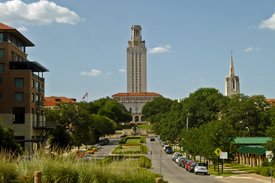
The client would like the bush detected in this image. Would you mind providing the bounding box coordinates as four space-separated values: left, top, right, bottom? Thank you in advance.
0 163 18 182
138 156 152 169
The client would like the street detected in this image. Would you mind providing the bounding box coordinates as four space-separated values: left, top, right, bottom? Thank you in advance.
146 138 272 183
146 138 222 183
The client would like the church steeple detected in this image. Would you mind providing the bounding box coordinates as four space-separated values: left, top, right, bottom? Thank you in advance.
230 52 235 76
225 52 240 97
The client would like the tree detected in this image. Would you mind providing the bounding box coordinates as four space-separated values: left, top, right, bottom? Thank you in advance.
142 96 174 123
0 123 22 154
221 94 271 136
265 106 275 153
181 88 227 128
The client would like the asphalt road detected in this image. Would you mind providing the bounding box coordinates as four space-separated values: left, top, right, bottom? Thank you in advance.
147 138 222 183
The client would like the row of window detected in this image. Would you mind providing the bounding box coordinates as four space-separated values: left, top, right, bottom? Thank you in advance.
0 33 24 52
13 107 45 124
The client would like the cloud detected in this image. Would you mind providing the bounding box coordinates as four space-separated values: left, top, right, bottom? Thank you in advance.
243 46 261 53
0 0 81 26
80 69 102 77
259 13 275 30
148 44 172 54
243 47 253 52
118 68 126 73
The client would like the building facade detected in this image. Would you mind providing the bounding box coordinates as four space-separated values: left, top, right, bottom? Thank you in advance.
0 23 49 153
113 25 160 122
225 55 240 97
127 25 147 93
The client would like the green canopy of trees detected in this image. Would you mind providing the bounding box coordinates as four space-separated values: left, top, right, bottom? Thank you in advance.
142 87 274 160
45 97 130 149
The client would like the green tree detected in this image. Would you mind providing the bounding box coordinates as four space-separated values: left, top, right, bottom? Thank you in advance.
222 94 271 136
0 123 22 153
265 106 275 153
181 88 227 128
142 96 173 123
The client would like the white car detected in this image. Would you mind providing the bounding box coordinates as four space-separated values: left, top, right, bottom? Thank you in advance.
194 162 208 175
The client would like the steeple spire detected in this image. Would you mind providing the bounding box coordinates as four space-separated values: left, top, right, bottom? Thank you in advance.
230 51 235 76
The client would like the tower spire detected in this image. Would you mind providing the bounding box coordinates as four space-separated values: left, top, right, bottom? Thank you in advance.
230 51 235 76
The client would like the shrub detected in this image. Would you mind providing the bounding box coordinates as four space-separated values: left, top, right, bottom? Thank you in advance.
0 163 18 182
138 156 152 169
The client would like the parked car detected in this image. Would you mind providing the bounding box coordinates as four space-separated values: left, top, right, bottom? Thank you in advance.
175 155 184 164
172 152 182 161
188 162 197 172
185 160 194 171
165 146 173 154
194 162 208 175
178 157 187 167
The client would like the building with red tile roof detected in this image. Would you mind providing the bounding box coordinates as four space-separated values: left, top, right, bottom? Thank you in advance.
44 96 76 108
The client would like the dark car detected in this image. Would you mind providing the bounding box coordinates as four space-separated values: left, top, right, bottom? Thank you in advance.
150 136 155 141
165 146 173 154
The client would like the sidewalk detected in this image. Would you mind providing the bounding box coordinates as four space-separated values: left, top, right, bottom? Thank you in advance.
216 166 274 183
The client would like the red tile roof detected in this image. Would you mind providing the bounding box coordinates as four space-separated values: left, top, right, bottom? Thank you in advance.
0 22 34 46
44 96 77 107
112 92 161 97
0 22 15 30
266 99 275 106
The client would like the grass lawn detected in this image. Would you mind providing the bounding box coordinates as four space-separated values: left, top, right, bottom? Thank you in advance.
126 138 141 144
225 163 257 173
138 124 152 130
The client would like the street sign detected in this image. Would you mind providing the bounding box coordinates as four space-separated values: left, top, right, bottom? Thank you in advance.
214 148 222 156
266 151 274 159
220 152 228 159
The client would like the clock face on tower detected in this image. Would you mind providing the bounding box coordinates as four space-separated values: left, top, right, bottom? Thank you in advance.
133 38 138 45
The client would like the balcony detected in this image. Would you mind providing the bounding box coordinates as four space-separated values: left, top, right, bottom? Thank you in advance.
35 101 44 108
33 121 55 130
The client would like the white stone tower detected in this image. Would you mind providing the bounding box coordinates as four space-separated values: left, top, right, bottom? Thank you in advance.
225 54 240 96
127 25 147 93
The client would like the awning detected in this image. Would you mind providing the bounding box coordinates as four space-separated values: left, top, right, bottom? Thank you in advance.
237 146 266 155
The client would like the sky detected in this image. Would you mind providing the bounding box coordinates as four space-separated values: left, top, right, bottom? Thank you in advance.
1 0 275 101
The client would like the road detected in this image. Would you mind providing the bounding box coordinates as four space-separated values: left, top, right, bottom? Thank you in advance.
147 138 272 183
147 138 222 183
93 137 270 183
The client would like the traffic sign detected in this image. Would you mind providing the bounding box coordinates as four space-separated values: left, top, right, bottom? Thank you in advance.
220 152 228 159
214 148 222 156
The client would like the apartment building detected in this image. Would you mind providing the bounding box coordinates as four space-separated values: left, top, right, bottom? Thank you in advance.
0 22 49 153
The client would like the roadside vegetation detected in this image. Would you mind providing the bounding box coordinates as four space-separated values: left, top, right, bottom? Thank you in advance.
142 87 275 177
0 151 158 183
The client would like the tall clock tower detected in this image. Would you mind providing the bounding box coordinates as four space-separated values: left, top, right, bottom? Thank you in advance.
127 25 147 93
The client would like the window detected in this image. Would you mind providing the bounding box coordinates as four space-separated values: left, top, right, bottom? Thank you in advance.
0 77 2 84
15 92 24 102
0 63 3 73
31 93 35 102
14 78 24 88
13 107 25 124
0 33 3 42
0 49 4 59
32 79 35 88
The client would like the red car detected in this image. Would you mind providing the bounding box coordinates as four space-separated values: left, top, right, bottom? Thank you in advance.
185 160 194 170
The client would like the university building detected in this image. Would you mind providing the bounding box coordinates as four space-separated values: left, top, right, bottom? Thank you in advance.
0 23 49 153
113 25 160 122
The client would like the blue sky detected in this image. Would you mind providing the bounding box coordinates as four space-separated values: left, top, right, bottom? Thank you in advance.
1 0 275 101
